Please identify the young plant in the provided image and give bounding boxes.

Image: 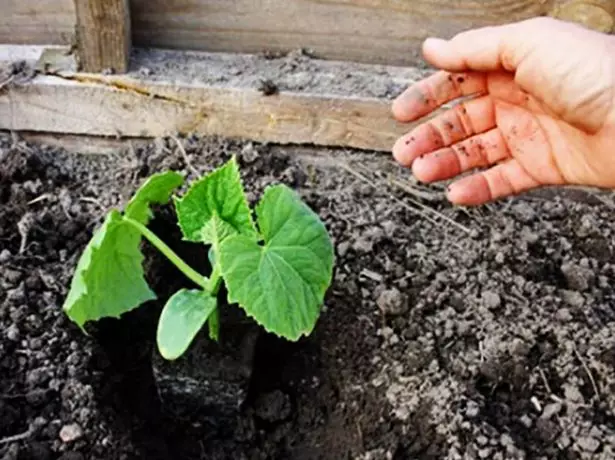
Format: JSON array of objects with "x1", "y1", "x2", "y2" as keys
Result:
[{"x1": 62, "y1": 156, "x2": 334, "y2": 361}]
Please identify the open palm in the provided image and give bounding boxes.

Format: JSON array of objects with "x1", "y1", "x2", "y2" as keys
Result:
[{"x1": 392, "y1": 17, "x2": 615, "y2": 205}]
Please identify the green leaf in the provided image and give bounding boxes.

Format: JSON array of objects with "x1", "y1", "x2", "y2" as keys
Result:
[
  {"x1": 63, "y1": 171, "x2": 184, "y2": 329},
  {"x1": 201, "y1": 213, "x2": 239, "y2": 247},
  {"x1": 175, "y1": 156, "x2": 257, "y2": 243},
  {"x1": 157, "y1": 289, "x2": 218, "y2": 360},
  {"x1": 62, "y1": 210, "x2": 156, "y2": 328},
  {"x1": 219, "y1": 184, "x2": 334, "y2": 340},
  {"x1": 125, "y1": 171, "x2": 184, "y2": 224}
]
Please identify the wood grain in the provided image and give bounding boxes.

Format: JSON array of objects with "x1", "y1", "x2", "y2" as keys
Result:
[
  {"x1": 2, "y1": 0, "x2": 554, "y2": 66},
  {"x1": 74, "y1": 0, "x2": 131, "y2": 72},
  {"x1": 0, "y1": 0, "x2": 75, "y2": 46},
  {"x1": 0, "y1": 74, "x2": 412, "y2": 151}
]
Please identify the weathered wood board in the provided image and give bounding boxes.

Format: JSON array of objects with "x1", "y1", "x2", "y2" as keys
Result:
[
  {"x1": 74, "y1": 0, "x2": 131, "y2": 72},
  {"x1": 0, "y1": 46, "x2": 443, "y2": 151},
  {"x1": 1, "y1": 0, "x2": 76, "y2": 46},
  {"x1": 2, "y1": 0, "x2": 555, "y2": 66}
]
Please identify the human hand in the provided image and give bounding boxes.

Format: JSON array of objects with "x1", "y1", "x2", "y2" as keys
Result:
[{"x1": 392, "y1": 17, "x2": 615, "y2": 206}]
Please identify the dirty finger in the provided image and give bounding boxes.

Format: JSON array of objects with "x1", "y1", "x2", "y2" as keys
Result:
[
  {"x1": 392, "y1": 70, "x2": 487, "y2": 123},
  {"x1": 411, "y1": 128, "x2": 511, "y2": 183},
  {"x1": 393, "y1": 94, "x2": 495, "y2": 166},
  {"x1": 446, "y1": 159, "x2": 541, "y2": 205}
]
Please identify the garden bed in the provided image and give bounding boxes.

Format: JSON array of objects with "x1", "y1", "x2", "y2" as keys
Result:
[{"x1": 1, "y1": 132, "x2": 615, "y2": 459}]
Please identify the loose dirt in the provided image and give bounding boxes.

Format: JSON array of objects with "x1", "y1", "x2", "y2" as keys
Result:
[{"x1": 1, "y1": 133, "x2": 615, "y2": 460}]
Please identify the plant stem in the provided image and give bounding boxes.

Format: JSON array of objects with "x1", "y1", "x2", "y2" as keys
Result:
[
  {"x1": 208, "y1": 263, "x2": 223, "y2": 294},
  {"x1": 208, "y1": 307, "x2": 220, "y2": 341},
  {"x1": 124, "y1": 217, "x2": 209, "y2": 290}
]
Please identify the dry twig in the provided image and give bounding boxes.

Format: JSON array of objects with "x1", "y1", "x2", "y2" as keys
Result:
[
  {"x1": 169, "y1": 134, "x2": 199, "y2": 177},
  {"x1": 0, "y1": 428, "x2": 32, "y2": 446},
  {"x1": 573, "y1": 345, "x2": 600, "y2": 398},
  {"x1": 334, "y1": 159, "x2": 471, "y2": 234}
]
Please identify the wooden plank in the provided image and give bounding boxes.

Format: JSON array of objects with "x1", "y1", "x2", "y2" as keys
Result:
[
  {"x1": 0, "y1": 1, "x2": 75, "y2": 46},
  {"x1": 73, "y1": 0, "x2": 131, "y2": 73},
  {"x1": 130, "y1": 0, "x2": 552, "y2": 65},
  {"x1": 1, "y1": 0, "x2": 553, "y2": 66},
  {"x1": 0, "y1": 46, "x2": 440, "y2": 151},
  {"x1": 0, "y1": 75, "x2": 407, "y2": 151}
]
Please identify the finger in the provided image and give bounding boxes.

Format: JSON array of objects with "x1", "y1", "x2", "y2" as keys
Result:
[
  {"x1": 392, "y1": 70, "x2": 487, "y2": 122},
  {"x1": 445, "y1": 159, "x2": 540, "y2": 206},
  {"x1": 421, "y1": 18, "x2": 558, "y2": 72},
  {"x1": 393, "y1": 95, "x2": 495, "y2": 166},
  {"x1": 411, "y1": 128, "x2": 510, "y2": 183}
]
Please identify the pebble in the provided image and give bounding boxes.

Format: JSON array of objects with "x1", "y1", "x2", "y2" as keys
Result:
[
  {"x1": 379, "y1": 327, "x2": 394, "y2": 340},
  {"x1": 0, "y1": 248, "x2": 11, "y2": 263},
  {"x1": 240, "y1": 142, "x2": 259, "y2": 164},
  {"x1": 577, "y1": 436, "x2": 600, "y2": 453},
  {"x1": 554, "y1": 307, "x2": 573, "y2": 322},
  {"x1": 500, "y1": 433, "x2": 514, "y2": 448},
  {"x1": 519, "y1": 414, "x2": 533, "y2": 428},
  {"x1": 563, "y1": 384, "x2": 584, "y2": 403},
  {"x1": 376, "y1": 288, "x2": 407, "y2": 316},
  {"x1": 482, "y1": 291, "x2": 501, "y2": 309},
  {"x1": 26, "y1": 368, "x2": 50, "y2": 387},
  {"x1": 6, "y1": 324, "x2": 19, "y2": 342},
  {"x1": 465, "y1": 400, "x2": 480, "y2": 418},
  {"x1": 511, "y1": 202, "x2": 536, "y2": 222},
  {"x1": 541, "y1": 403, "x2": 561, "y2": 420},
  {"x1": 59, "y1": 424, "x2": 84, "y2": 443},
  {"x1": 558, "y1": 435, "x2": 571, "y2": 449},
  {"x1": 561, "y1": 290, "x2": 584, "y2": 309},
  {"x1": 561, "y1": 262, "x2": 594, "y2": 291},
  {"x1": 478, "y1": 448, "x2": 492, "y2": 459},
  {"x1": 352, "y1": 237, "x2": 373, "y2": 253},
  {"x1": 337, "y1": 241, "x2": 350, "y2": 257}
]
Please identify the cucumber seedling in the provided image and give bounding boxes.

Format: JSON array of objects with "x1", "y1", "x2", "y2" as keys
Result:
[{"x1": 62, "y1": 156, "x2": 335, "y2": 360}]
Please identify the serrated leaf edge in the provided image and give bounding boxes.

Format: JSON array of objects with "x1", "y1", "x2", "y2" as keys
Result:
[{"x1": 173, "y1": 155, "x2": 258, "y2": 242}]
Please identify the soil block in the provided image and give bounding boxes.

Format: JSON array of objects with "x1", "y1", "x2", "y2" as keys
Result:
[{"x1": 151, "y1": 304, "x2": 260, "y2": 418}]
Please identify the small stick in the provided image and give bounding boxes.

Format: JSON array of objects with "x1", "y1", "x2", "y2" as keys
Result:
[
  {"x1": 387, "y1": 176, "x2": 444, "y2": 203},
  {"x1": 79, "y1": 196, "x2": 105, "y2": 208},
  {"x1": 573, "y1": 345, "x2": 599, "y2": 398},
  {"x1": 538, "y1": 367, "x2": 563, "y2": 403},
  {"x1": 335, "y1": 160, "x2": 471, "y2": 234},
  {"x1": 169, "y1": 134, "x2": 199, "y2": 177},
  {"x1": 352, "y1": 162, "x2": 471, "y2": 235},
  {"x1": 0, "y1": 428, "x2": 32, "y2": 445},
  {"x1": 0, "y1": 75, "x2": 15, "y2": 91},
  {"x1": 27, "y1": 194, "x2": 52, "y2": 205}
]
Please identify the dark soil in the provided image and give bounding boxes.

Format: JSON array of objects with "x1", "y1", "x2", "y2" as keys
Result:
[{"x1": 1, "y1": 132, "x2": 615, "y2": 460}]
